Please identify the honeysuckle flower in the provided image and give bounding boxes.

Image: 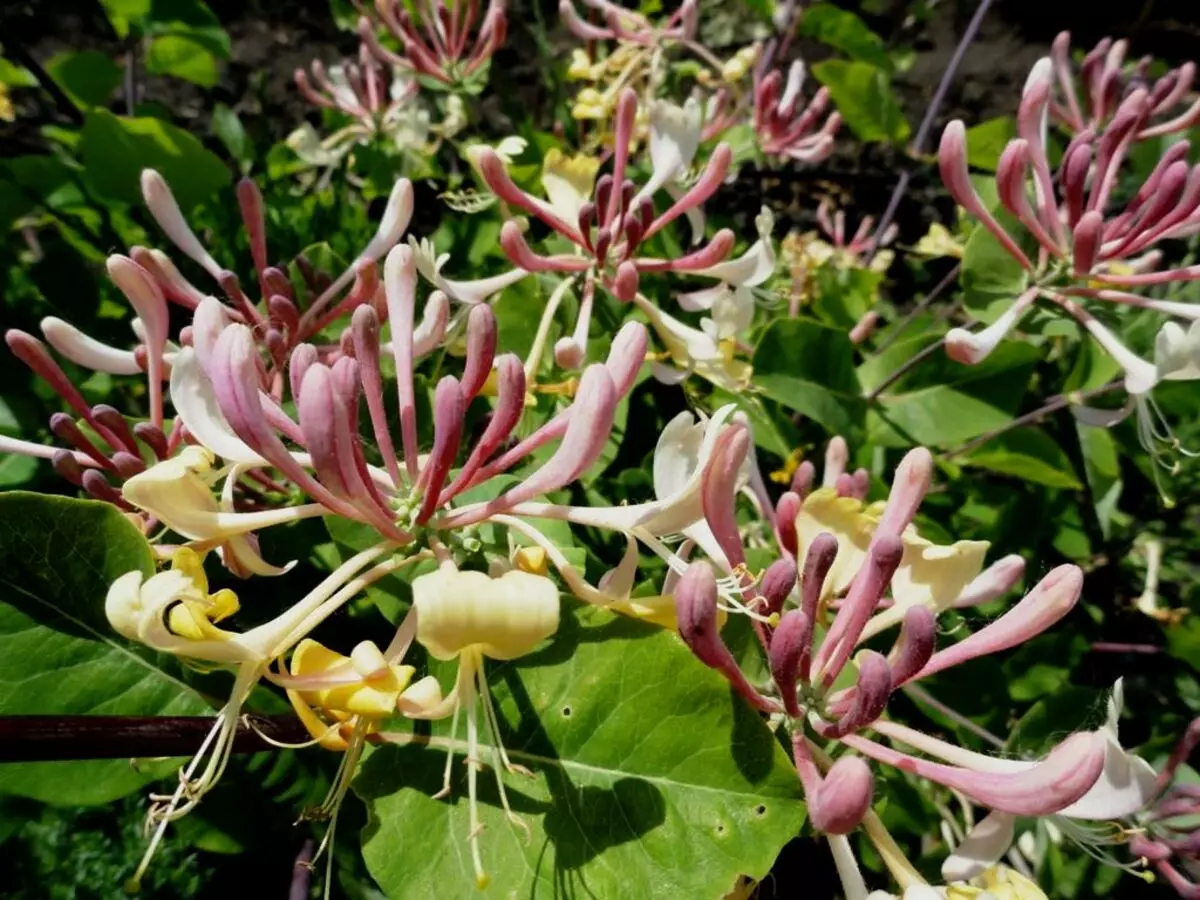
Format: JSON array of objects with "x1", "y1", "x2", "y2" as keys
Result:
[
  {"x1": 1049, "y1": 31, "x2": 1200, "y2": 139},
  {"x1": 942, "y1": 679, "x2": 1157, "y2": 881},
  {"x1": 292, "y1": 43, "x2": 429, "y2": 172},
  {"x1": 668, "y1": 440, "x2": 1110, "y2": 881},
  {"x1": 633, "y1": 291, "x2": 752, "y2": 391},
  {"x1": 473, "y1": 89, "x2": 735, "y2": 307},
  {"x1": 681, "y1": 206, "x2": 776, "y2": 339},
  {"x1": 408, "y1": 235, "x2": 531, "y2": 305},
  {"x1": 409, "y1": 561, "x2": 560, "y2": 888},
  {"x1": 751, "y1": 61, "x2": 841, "y2": 163},
  {"x1": 361, "y1": 0, "x2": 506, "y2": 89},
  {"x1": 109, "y1": 540, "x2": 429, "y2": 888}
]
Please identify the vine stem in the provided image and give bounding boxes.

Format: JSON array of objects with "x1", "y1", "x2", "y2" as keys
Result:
[
  {"x1": 941, "y1": 380, "x2": 1123, "y2": 460},
  {"x1": 863, "y1": 0, "x2": 998, "y2": 263},
  {"x1": 0, "y1": 715, "x2": 309, "y2": 762},
  {"x1": 873, "y1": 262, "x2": 961, "y2": 353},
  {"x1": 863, "y1": 332, "x2": 956, "y2": 402}
]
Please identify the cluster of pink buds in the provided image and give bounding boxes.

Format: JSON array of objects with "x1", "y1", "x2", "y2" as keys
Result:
[
  {"x1": 559, "y1": 0, "x2": 697, "y2": 46},
  {"x1": 1, "y1": 169, "x2": 416, "y2": 517},
  {"x1": 1050, "y1": 31, "x2": 1200, "y2": 139},
  {"x1": 814, "y1": 198, "x2": 896, "y2": 265},
  {"x1": 751, "y1": 61, "x2": 840, "y2": 163},
  {"x1": 294, "y1": 41, "x2": 418, "y2": 134},
  {"x1": 675, "y1": 438, "x2": 1115, "y2": 843},
  {"x1": 359, "y1": 0, "x2": 506, "y2": 88},
  {"x1": 170, "y1": 242, "x2": 647, "y2": 555},
  {"x1": 474, "y1": 88, "x2": 734, "y2": 311},
  {"x1": 939, "y1": 54, "x2": 1200, "y2": 416}
]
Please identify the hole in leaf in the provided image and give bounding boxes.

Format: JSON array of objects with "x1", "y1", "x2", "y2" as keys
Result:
[
  {"x1": 715, "y1": 823, "x2": 726, "y2": 836},
  {"x1": 754, "y1": 804, "x2": 767, "y2": 817},
  {"x1": 561, "y1": 705, "x2": 572, "y2": 718}
]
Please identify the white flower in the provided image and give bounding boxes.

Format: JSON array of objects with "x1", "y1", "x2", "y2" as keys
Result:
[
  {"x1": 683, "y1": 206, "x2": 776, "y2": 339},
  {"x1": 408, "y1": 235, "x2": 529, "y2": 305}
]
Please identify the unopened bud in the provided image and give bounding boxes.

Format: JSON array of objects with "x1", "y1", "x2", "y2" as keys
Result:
[
  {"x1": 759, "y1": 558, "x2": 797, "y2": 616},
  {"x1": 888, "y1": 605, "x2": 936, "y2": 686},
  {"x1": 775, "y1": 491, "x2": 801, "y2": 556},
  {"x1": 811, "y1": 756, "x2": 874, "y2": 835},
  {"x1": 769, "y1": 609, "x2": 810, "y2": 717}
]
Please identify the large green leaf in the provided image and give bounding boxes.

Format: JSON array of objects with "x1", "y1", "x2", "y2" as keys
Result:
[
  {"x1": 964, "y1": 117, "x2": 1017, "y2": 172},
  {"x1": 867, "y1": 341, "x2": 1038, "y2": 448},
  {"x1": 798, "y1": 4, "x2": 891, "y2": 70},
  {"x1": 356, "y1": 604, "x2": 804, "y2": 899},
  {"x1": 45, "y1": 51, "x2": 123, "y2": 109},
  {"x1": 81, "y1": 109, "x2": 231, "y2": 210},
  {"x1": 752, "y1": 318, "x2": 864, "y2": 438},
  {"x1": 145, "y1": 36, "x2": 219, "y2": 87},
  {"x1": 0, "y1": 493, "x2": 207, "y2": 804},
  {"x1": 962, "y1": 427, "x2": 1083, "y2": 490},
  {"x1": 959, "y1": 221, "x2": 1030, "y2": 321},
  {"x1": 811, "y1": 60, "x2": 909, "y2": 144}
]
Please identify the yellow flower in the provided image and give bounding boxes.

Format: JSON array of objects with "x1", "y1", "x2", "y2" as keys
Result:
[
  {"x1": 0, "y1": 84, "x2": 14, "y2": 123},
  {"x1": 794, "y1": 488, "x2": 988, "y2": 634},
  {"x1": 568, "y1": 48, "x2": 595, "y2": 80},
  {"x1": 913, "y1": 222, "x2": 964, "y2": 259},
  {"x1": 721, "y1": 45, "x2": 760, "y2": 82},
  {"x1": 946, "y1": 865, "x2": 1048, "y2": 900},
  {"x1": 286, "y1": 638, "x2": 419, "y2": 750},
  {"x1": 542, "y1": 148, "x2": 601, "y2": 224}
]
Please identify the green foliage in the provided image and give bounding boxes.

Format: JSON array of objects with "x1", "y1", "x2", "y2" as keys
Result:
[
  {"x1": 81, "y1": 109, "x2": 231, "y2": 209},
  {"x1": 811, "y1": 60, "x2": 909, "y2": 144},
  {"x1": 357, "y1": 605, "x2": 804, "y2": 899},
  {"x1": 798, "y1": 4, "x2": 892, "y2": 71},
  {"x1": 0, "y1": 494, "x2": 206, "y2": 804},
  {"x1": 45, "y1": 52, "x2": 124, "y2": 109}
]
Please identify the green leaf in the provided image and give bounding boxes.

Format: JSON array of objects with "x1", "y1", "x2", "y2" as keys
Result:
[
  {"x1": 962, "y1": 427, "x2": 1083, "y2": 489},
  {"x1": 356, "y1": 604, "x2": 804, "y2": 899},
  {"x1": 752, "y1": 318, "x2": 865, "y2": 437},
  {"x1": 44, "y1": 51, "x2": 123, "y2": 109},
  {"x1": 211, "y1": 103, "x2": 253, "y2": 170},
  {"x1": 0, "y1": 453, "x2": 37, "y2": 488},
  {"x1": 964, "y1": 117, "x2": 1017, "y2": 172},
  {"x1": 1007, "y1": 686, "x2": 1101, "y2": 755},
  {"x1": 868, "y1": 343, "x2": 1039, "y2": 448},
  {"x1": 0, "y1": 57, "x2": 38, "y2": 88},
  {"x1": 100, "y1": 0, "x2": 152, "y2": 36},
  {"x1": 0, "y1": 493, "x2": 207, "y2": 804},
  {"x1": 811, "y1": 60, "x2": 909, "y2": 144},
  {"x1": 81, "y1": 109, "x2": 231, "y2": 210},
  {"x1": 1077, "y1": 423, "x2": 1122, "y2": 537},
  {"x1": 145, "y1": 35, "x2": 219, "y2": 87},
  {"x1": 798, "y1": 4, "x2": 891, "y2": 70},
  {"x1": 145, "y1": 0, "x2": 232, "y2": 58},
  {"x1": 811, "y1": 266, "x2": 882, "y2": 329},
  {"x1": 959, "y1": 221, "x2": 1030, "y2": 321}
]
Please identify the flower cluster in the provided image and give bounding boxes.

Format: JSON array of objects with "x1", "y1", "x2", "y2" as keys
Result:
[
  {"x1": 939, "y1": 51, "x2": 1200, "y2": 481},
  {"x1": 361, "y1": 0, "x2": 507, "y2": 89},
  {"x1": 672, "y1": 437, "x2": 1162, "y2": 898}
]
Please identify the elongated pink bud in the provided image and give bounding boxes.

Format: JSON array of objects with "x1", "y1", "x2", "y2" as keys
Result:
[
  {"x1": 938, "y1": 122, "x2": 1033, "y2": 269},
  {"x1": 499, "y1": 221, "x2": 591, "y2": 273},
  {"x1": 236, "y1": 178, "x2": 269, "y2": 282},
  {"x1": 91, "y1": 405, "x2": 138, "y2": 454},
  {"x1": 133, "y1": 422, "x2": 168, "y2": 460},
  {"x1": 954, "y1": 554, "x2": 1025, "y2": 608},
  {"x1": 298, "y1": 364, "x2": 352, "y2": 497},
  {"x1": 907, "y1": 564, "x2": 1083, "y2": 684},
  {"x1": 351, "y1": 306, "x2": 402, "y2": 487},
  {"x1": 842, "y1": 729, "x2": 1106, "y2": 816},
  {"x1": 288, "y1": 343, "x2": 318, "y2": 403},
  {"x1": 49, "y1": 413, "x2": 111, "y2": 469},
  {"x1": 604, "y1": 321, "x2": 648, "y2": 396},
  {"x1": 701, "y1": 425, "x2": 750, "y2": 569},
  {"x1": 461, "y1": 304, "x2": 497, "y2": 400},
  {"x1": 875, "y1": 447, "x2": 932, "y2": 538},
  {"x1": 677, "y1": 561, "x2": 777, "y2": 713},
  {"x1": 636, "y1": 230, "x2": 736, "y2": 272},
  {"x1": 559, "y1": 0, "x2": 612, "y2": 40},
  {"x1": 996, "y1": 139, "x2": 1061, "y2": 255},
  {"x1": 822, "y1": 436, "x2": 849, "y2": 486},
  {"x1": 888, "y1": 605, "x2": 936, "y2": 685},
  {"x1": 810, "y1": 756, "x2": 874, "y2": 835},
  {"x1": 474, "y1": 147, "x2": 582, "y2": 242},
  {"x1": 438, "y1": 353, "x2": 525, "y2": 504},
  {"x1": 791, "y1": 459, "x2": 815, "y2": 497},
  {"x1": 268, "y1": 295, "x2": 300, "y2": 339},
  {"x1": 612, "y1": 260, "x2": 639, "y2": 301},
  {"x1": 107, "y1": 255, "x2": 169, "y2": 426},
  {"x1": 51, "y1": 449, "x2": 86, "y2": 486},
  {"x1": 606, "y1": 89, "x2": 639, "y2": 227},
  {"x1": 140, "y1": 170, "x2": 221, "y2": 277},
  {"x1": 828, "y1": 651, "x2": 892, "y2": 737},
  {"x1": 490, "y1": 364, "x2": 616, "y2": 511},
  {"x1": 82, "y1": 469, "x2": 127, "y2": 506},
  {"x1": 417, "y1": 376, "x2": 465, "y2": 523},
  {"x1": 799, "y1": 532, "x2": 838, "y2": 626},
  {"x1": 413, "y1": 290, "x2": 450, "y2": 358},
  {"x1": 362, "y1": 178, "x2": 415, "y2": 264},
  {"x1": 818, "y1": 535, "x2": 904, "y2": 687},
  {"x1": 384, "y1": 245, "x2": 419, "y2": 480},
  {"x1": 1061, "y1": 138, "x2": 1093, "y2": 227},
  {"x1": 645, "y1": 144, "x2": 733, "y2": 240},
  {"x1": 110, "y1": 450, "x2": 145, "y2": 478},
  {"x1": 1072, "y1": 211, "x2": 1103, "y2": 275},
  {"x1": 770, "y1": 609, "x2": 811, "y2": 717},
  {"x1": 775, "y1": 491, "x2": 801, "y2": 556},
  {"x1": 760, "y1": 558, "x2": 797, "y2": 616}
]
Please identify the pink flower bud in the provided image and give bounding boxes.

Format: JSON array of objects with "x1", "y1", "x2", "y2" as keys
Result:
[
  {"x1": 362, "y1": 178, "x2": 414, "y2": 264},
  {"x1": 822, "y1": 436, "x2": 849, "y2": 486},
  {"x1": 351, "y1": 306, "x2": 401, "y2": 487},
  {"x1": 559, "y1": 0, "x2": 612, "y2": 41},
  {"x1": 888, "y1": 605, "x2": 936, "y2": 685},
  {"x1": 384, "y1": 245, "x2": 419, "y2": 479},
  {"x1": 140, "y1": 169, "x2": 222, "y2": 278},
  {"x1": 828, "y1": 650, "x2": 892, "y2": 737},
  {"x1": 110, "y1": 451, "x2": 145, "y2": 479},
  {"x1": 775, "y1": 491, "x2": 801, "y2": 556},
  {"x1": 817, "y1": 535, "x2": 904, "y2": 687},
  {"x1": 790, "y1": 459, "x2": 815, "y2": 497},
  {"x1": 645, "y1": 144, "x2": 733, "y2": 240},
  {"x1": 953, "y1": 553, "x2": 1025, "y2": 608},
  {"x1": 82, "y1": 469, "x2": 126, "y2": 506},
  {"x1": 439, "y1": 353, "x2": 526, "y2": 505},
  {"x1": 288, "y1": 343, "x2": 319, "y2": 404},
  {"x1": 1072, "y1": 211, "x2": 1104, "y2": 276},
  {"x1": 810, "y1": 756, "x2": 874, "y2": 835},
  {"x1": 236, "y1": 177, "x2": 268, "y2": 280},
  {"x1": 908, "y1": 564, "x2": 1083, "y2": 684},
  {"x1": 133, "y1": 422, "x2": 168, "y2": 460},
  {"x1": 875, "y1": 447, "x2": 933, "y2": 538},
  {"x1": 475, "y1": 148, "x2": 581, "y2": 242},
  {"x1": 417, "y1": 376, "x2": 465, "y2": 523},
  {"x1": 760, "y1": 557, "x2": 797, "y2": 616},
  {"x1": 769, "y1": 609, "x2": 811, "y2": 716},
  {"x1": 91, "y1": 405, "x2": 138, "y2": 454},
  {"x1": 701, "y1": 424, "x2": 750, "y2": 569},
  {"x1": 461, "y1": 304, "x2": 497, "y2": 400},
  {"x1": 604, "y1": 321, "x2": 648, "y2": 396},
  {"x1": 51, "y1": 449, "x2": 86, "y2": 487},
  {"x1": 612, "y1": 260, "x2": 639, "y2": 301}
]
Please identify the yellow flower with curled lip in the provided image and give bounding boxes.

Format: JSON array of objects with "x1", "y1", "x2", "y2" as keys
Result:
[
  {"x1": 542, "y1": 148, "x2": 602, "y2": 226},
  {"x1": 793, "y1": 487, "x2": 989, "y2": 634}
]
